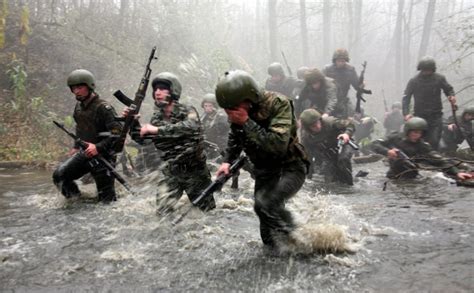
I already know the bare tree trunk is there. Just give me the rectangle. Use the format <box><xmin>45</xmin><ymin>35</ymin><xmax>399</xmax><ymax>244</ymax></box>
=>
<box><xmin>353</xmin><ymin>0</ymin><xmax>362</xmax><ymax>59</ymax></box>
<box><xmin>394</xmin><ymin>0</ymin><xmax>404</xmax><ymax>93</ymax></box>
<box><xmin>268</xmin><ymin>0</ymin><xmax>278</xmax><ymax>62</ymax></box>
<box><xmin>347</xmin><ymin>0</ymin><xmax>353</xmax><ymax>50</ymax></box>
<box><xmin>322</xmin><ymin>0</ymin><xmax>331</xmax><ymax>65</ymax></box>
<box><xmin>402</xmin><ymin>0</ymin><xmax>414</xmax><ymax>83</ymax></box>
<box><xmin>418</xmin><ymin>0</ymin><xmax>436</xmax><ymax>59</ymax></box>
<box><xmin>299</xmin><ymin>0</ymin><xmax>309</xmax><ymax>65</ymax></box>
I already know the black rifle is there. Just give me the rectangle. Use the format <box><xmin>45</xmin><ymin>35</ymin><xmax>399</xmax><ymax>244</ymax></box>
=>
<box><xmin>451</xmin><ymin>104</ymin><xmax>474</xmax><ymax>150</ymax></box>
<box><xmin>355</xmin><ymin>61</ymin><xmax>372</xmax><ymax>114</ymax></box>
<box><xmin>114</xmin><ymin>46</ymin><xmax>157</xmax><ymax>153</ymax></box>
<box><xmin>172</xmin><ymin>156</ymin><xmax>248</xmax><ymax>225</ymax></box>
<box><xmin>53</xmin><ymin>120</ymin><xmax>133</xmax><ymax>193</ymax></box>
<box><xmin>281</xmin><ymin>51</ymin><xmax>293</xmax><ymax>76</ymax></box>
<box><xmin>337</xmin><ymin>137</ymin><xmax>360</xmax><ymax>154</ymax></box>
<box><xmin>396</xmin><ymin>149</ymin><xmax>418</xmax><ymax>170</ymax></box>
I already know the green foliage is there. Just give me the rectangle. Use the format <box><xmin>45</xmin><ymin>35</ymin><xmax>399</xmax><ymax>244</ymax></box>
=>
<box><xmin>6</xmin><ymin>59</ymin><xmax>28</xmax><ymax>112</ymax></box>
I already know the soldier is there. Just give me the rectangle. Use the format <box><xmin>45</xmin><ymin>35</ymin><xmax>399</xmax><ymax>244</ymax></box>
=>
<box><xmin>215</xmin><ymin>70</ymin><xmax>308</xmax><ymax>249</ymax></box>
<box><xmin>200</xmin><ymin>93</ymin><xmax>229</xmax><ymax>159</ymax></box>
<box><xmin>402</xmin><ymin>56</ymin><xmax>456</xmax><ymax>150</ymax></box>
<box><xmin>123</xmin><ymin>72</ymin><xmax>216</xmax><ymax>212</ymax></box>
<box><xmin>353</xmin><ymin>109</ymin><xmax>377</xmax><ymax>156</ymax></box>
<box><xmin>52</xmin><ymin>69</ymin><xmax>123</xmax><ymax>202</ymax></box>
<box><xmin>383</xmin><ymin>102</ymin><xmax>404</xmax><ymax>136</ymax></box>
<box><xmin>264</xmin><ymin>62</ymin><xmax>300</xmax><ymax>99</ymax></box>
<box><xmin>441</xmin><ymin>106</ymin><xmax>474</xmax><ymax>153</ymax></box>
<box><xmin>371</xmin><ymin>117</ymin><xmax>472</xmax><ymax>180</ymax></box>
<box><xmin>323</xmin><ymin>48</ymin><xmax>362</xmax><ymax>119</ymax></box>
<box><xmin>299</xmin><ymin>109</ymin><xmax>355</xmax><ymax>185</ymax></box>
<box><xmin>295</xmin><ymin>68</ymin><xmax>337</xmax><ymax>117</ymax></box>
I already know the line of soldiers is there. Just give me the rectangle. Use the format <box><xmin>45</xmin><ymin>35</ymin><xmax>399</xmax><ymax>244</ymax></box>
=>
<box><xmin>52</xmin><ymin>49</ymin><xmax>472</xmax><ymax>251</ymax></box>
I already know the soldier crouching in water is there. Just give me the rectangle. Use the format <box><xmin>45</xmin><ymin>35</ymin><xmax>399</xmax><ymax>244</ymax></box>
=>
<box><xmin>123</xmin><ymin>72</ymin><xmax>216</xmax><ymax>212</ymax></box>
<box><xmin>53</xmin><ymin>69</ymin><xmax>123</xmax><ymax>202</ymax></box>
<box><xmin>215</xmin><ymin>70</ymin><xmax>309</xmax><ymax>249</ymax></box>
<box><xmin>299</xmin><ymin>109</ymin><xmax>355</xmax><ymax>185</ymax></box>
<box><xmin>371</xmin><ymin>117</ymin><xmax>472</xmax><ymax>180</ymax></box>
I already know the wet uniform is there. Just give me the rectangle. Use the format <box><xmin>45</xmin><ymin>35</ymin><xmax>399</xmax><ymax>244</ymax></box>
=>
<box><xmin>323</xmin><ymin>63</ymin><xmax>360</xmax><ymax>118</ymax></box>
<box><xmin>296</xmin><ymin>77</ymin><xmax>337</xmax><ymax>117</ymax></box>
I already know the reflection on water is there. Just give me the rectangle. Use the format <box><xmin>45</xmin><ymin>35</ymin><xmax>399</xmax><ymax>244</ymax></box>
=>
<box><xmin>0</xmin><ymin>162</ymin><xmax>473</xmax><ymax>291</ymax></box>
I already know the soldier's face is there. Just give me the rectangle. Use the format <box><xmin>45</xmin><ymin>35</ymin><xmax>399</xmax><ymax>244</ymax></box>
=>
<box><xmin>203</xmin><ymin>102</ymin><xmax>215</xmax><ymax>114</ymax></box>
<box><xmin>407</xmin><ymin>130</ymin><xmax>423</xmax><ymax>142</ymax></box>
<box><xmin>311</xmin><ymin>81</ymin><xmax>321</xmax><ymax>91</ymax></box>
<box><xmin>335</xmin><ymin>59</ymin><xmax>347</xmax><ymax>68</ymax></box>
<box><xmin>309</xmin><ymin>120</ymin><xmax>322</xmax><ymax>133</ymax></box>
<box><xmin>71</xmin><ymin>84</ymin><xmax>90</xmax><ymax>101</ymax></box>
<box><xmin>421</xmin><ymin>70</ymin><xmax>434</xmax><ymax>76</ymax></box>
<box><xmin>154</xmin><ymin>87</ymin><xmax>171</xmax><ymax>103</ymax></box>
<box><xmin>463</xmin><ymin>113</ymin><xmax>474</xmax><ymax>121</ymax></box>
<box><xmin>271</xmin><ymin>74</ymin><xmax>283</xmax><ymax>82</ymax></box>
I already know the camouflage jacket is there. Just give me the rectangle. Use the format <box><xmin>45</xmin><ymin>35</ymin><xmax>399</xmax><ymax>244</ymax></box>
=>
<box><xmin>131</xmin><ymin>102</ymin><xmax>206</xmax><ymax>166</ymax></box>
<box><xmin>296</xmin><ymin>77</ymin><xmax>337</xmax><ymax>116</ymax></box>
<box><xmin>201</xmin><ymin>109</ymin><xmax>229</xmax><ymax>149</ymax></box>
<box><xmin>73</xmin><ymin>94</ymin><xmax>122</xmax><ymax>155</ymax></box>
<box><xmin>371</xmin><ymin>132</ymin><xmax>459</xmax><ymax>175</ymax></box>
<box><xmin>300</xmin><ymin>117</ymin><xmax>355</xmax><ymax>161</ymax></box>
<box><xmin>402</xmin><ymin>72</ymin><xmax>455</xmax><ymax>118</ymax></box>
<box><xmin>224</xmin><ymin>91</ymin><xmax>307</xmax><ymax>169</ymax></box>
<box><xmin>323</xmin><ymin>63</ymin><xmax>360</xmax><ymax>101</ymax></box>
<box><xmin>442</xmin><ymin>115</ymin><xmax>473</xmax><ymax>146</ymax></box>
<box><xmin>264</xmin><ymin>76</ymin><xmax>301</xmax><ymax>99</ymax></box>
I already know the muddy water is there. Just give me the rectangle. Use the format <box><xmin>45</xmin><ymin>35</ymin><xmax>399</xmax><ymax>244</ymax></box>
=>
<box><xmin>0</xmin><ymin>162</ymin><xmax>473</xmax><ymax>292</ymax></box>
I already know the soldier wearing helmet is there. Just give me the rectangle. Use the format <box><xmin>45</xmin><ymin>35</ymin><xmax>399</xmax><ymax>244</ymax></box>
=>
<box><xmin>200</xmin><ymin>93</ymin><xmax>229</xmax><ymax>159</ymax></box>
<box><xmin>122</xmin><ymin>72</ymin><xmax>216</xmax><ymax>212</ymax></box>
<box><xmin>264</xmin><ymin>62</ymin><xmax>301</xmax><ymax>99</ymax></box>
<box><xmin>52</xmin><ymin>69</ymin><xmax>123</xmax><ymax>202</ymax></box>
<box><xmin>299</xmin><ymin>109</ymin><xmax>356</xmax><ymax>184</ymax></box>
<box><xmin>215</xmin><ymin>70</ymin><xmax>309</xmax><ymax>250</ymax></box>
<box><xmin>441</xmin><ymin>105</ymin><xmax>474</xmax><ymax>153</ymax></box>
<box><xmin>295</xmin><ymin>67</ymin><xmax>337</xmax><ymax>117</ymax></box>
<box><xmin>383</xmin><ymin>102</ymin><xmax>404</xmax><ymax>136</ymax></box>
<box><xmin>402</xmin><ymin>56</ymin><xmax>457</xmax><ymax>150</ymax></box>
<box><xmin>323</xmin><ymin>48</ymin><xmax>363</xmax><ymax>119</ymax></box>
<box><xmin>371</xmin><ymin>117</ymin><xmax>471</xmax><ymax>180</ymax></box>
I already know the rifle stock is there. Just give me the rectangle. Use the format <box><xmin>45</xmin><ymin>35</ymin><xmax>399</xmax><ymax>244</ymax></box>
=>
<box><xmin>355</xmin><ymin>61</ymin><xmax>372</xmax><ymax>114</ymax></box>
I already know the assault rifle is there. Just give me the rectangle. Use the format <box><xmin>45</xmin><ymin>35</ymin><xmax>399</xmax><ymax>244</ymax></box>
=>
<box><xmin>337</xmin><ymin>137</ymin><xmax>360</xmax><ymax>154</ymax></box>
<box><xmin>53</xmin><ymin>121</ymin><xmax>133</xmax><ymax>193</ymax></box>
<box><xmin>395</xmin><ymin>149</ymin><xmax>418</xmax><ymax>170</ymax></box>
<box><xmin>114</xmin><ymin>46</ymin><xmax>157</xmax><ymax>153</ymax></box>
<box><xmin>281</xmin><ymin>51</ymin><xmax>293</xmax><ymax>76</ymax></box>
<box><xmin>172</xmin><ymin>156</ymin><xmax>248</xmax><ymax>225</ymax></box>
<box><xmin>451</xmin><ymin>104</ymin><xmax>474</xmax><ymax>150</ymax></box>
<box><xmin>355</xmin><ymin>61</ymin><xmax>372</xmax><ymax>114</ymax></box>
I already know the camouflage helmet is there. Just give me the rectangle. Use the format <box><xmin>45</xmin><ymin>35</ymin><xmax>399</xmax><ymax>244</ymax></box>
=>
<box><xmin>201</xmin><ymin>93</ymin><xmax>218</xmax><ymax>108</ymax></box>
<box><xmin>267</xmin><ymin>62</ymin><xmax>285</xmax><ymax>76</ymax></box>
<box><xmin>304</xmin><ymin>68</ymin><xmax>325</xmax><ymax>85</ymax></box>
<box><xmin>296</xmin><ymin>66</ymin><xmax>310</xmax><ymax>80</ymax></box>
<box><xmin>392</xmin><ymin>102</ymin><xmax>402</xmax><ymax>110</ymax></box>
<box><xmin>332</xmin><ymin>48</ymin><xmax>350</xmax><ymax>63</ymax></box>
<box><xmin>300</xmin><ymin>109</ymin><xmax>322</xmax><ymax>128</ymax></box>
<box><xmin>462</xmin><ymin>105</ymin><xmax>474</xmax><ymax>118</ymax></box>
<box><xmin>67</xmin><ymin>69</ymin><xmax>96</xmax><ymax>91</ymax></box>
<box><xmin>215</xmin><ymin>70</ymin><xmax>261</xmax><ymax>109</ymax></box>
<box><xmin>404</xmin><ymin>117</ymin><xmax>428</xmax><ymax>135</ymax></box>
<box><xmin>151</xmin><ymin>72</ymin><xmax>182</xmax><ymax>100</ymax></box>
<box><xmin>417</xmin><ymin>56</ymin><xmax>436</xmax><ymax>72</ymax></box>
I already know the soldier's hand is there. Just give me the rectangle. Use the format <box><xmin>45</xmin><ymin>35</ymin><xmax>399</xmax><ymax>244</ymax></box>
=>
<box><xmin>456</xmin><ymin>172</ymin><xmax>472</xmax><ymax>180</ymax></box>
<box><xmin>122</xmin><ymin>107</ymin><xmax>141</xmax><ymax>120</ymax></box>
<box><xmin>447</xmin><ymin>123</ymin><xmax>457</xmax><ymax>131</ymax></box>
<box><xmin>225</xmin><ymin>107</ymin><xmax>249</xmax><ymax>125</ymax></box>
<box><xmin>448</xmin><ymin>96</ymin><xmax>456</xmax><ymax>105</ymax></box>
<box><xmin>84</xmin><ymin>143</ymin><xmax>98</xmax><ymax>158</ymax></box>
<box><xmin>387</xmin><ymin>148</ymin><xmax>399</xmax><ymax>160</ymax></box>
<box><xmin>140</xmin><ymin>123</ymin><xmax>158</xmax><ymax>137</ymax></box>
<box><xmin>68</xmin><ymin>148</ymin><xmax>79</xmax><ymax>157</ymax></box>
<box><xmin>216</xmin><ymin>163</ymin><xmax>231</xmax><ymax>177</ymax></box>
<box><xmin>337</xmin><ymin>133</ymin><xmax>350</xmax><ymax>144</ymax></box>
<box><xmin>404</xmin><ymin>114</ymin><xmax>413</xmax><ymax>121</ymax></box>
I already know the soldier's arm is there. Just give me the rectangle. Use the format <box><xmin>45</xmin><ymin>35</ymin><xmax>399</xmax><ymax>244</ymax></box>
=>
<box><xmin>154</xmin><ymin>107</ymin><xmax>201</xmax><ymax>139</ymax></box>
<box><xmin>242</xmin><ymin>98</ymin><xmax>293</xmax><ymax>157</ymax></box>
<box><xmin>334</xmin><ymin>118</ymin><xmax>355</xmax><ymax>137</ymax></box>
<box><xmin>440</xmin><ymin>75</ymin><xmax>455</xmax><ymax>97</ymax></box>
<box><xmin>325</xmin><ymin>80</ymin><xmax>338</xmax><ymax>114</ymax></box>
<box><xmin>95</xmin><ymin>105</ymin><xmax>123</xmax><ymax>154</ymax></box>
<box><xmin>402</xmin><ymin>79</ymin><xmax>415</xmax><ymax>116</ymax></box>
<box><xmin>224</xmin><ymin>125</ymin><xmax>243</xmax><ymax>163</ymax></box>
<box><xmin>421</xmin><ymin>144</ymin><xmax>459</xmax><ymax>175</ymax></box>
<box><xmin>371</xmin><ymin>133</ymin><xmax>398</xmax><ymax>155</ymax></box>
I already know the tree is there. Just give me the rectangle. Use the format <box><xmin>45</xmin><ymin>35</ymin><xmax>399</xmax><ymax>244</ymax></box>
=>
<box><xmin>299</xmin><ymin>0</ymin><xmax>309</xmax><ymax>65</ymax></box>
<box><xmin>268</xmin><ymin>0</ymin><xmax>278</xmax><ymax>62</ymax></box>
<box><xmin>418</xmin><ymin>0</ymin><xmax>436</xmax><ymax>59</ymax></box>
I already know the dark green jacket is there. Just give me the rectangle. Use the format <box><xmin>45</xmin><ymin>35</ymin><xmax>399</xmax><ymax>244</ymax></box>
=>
<box><xmin>264</xmin><ymin>76</ymin><xmax>301</xmax><ymax>99</ymax></box>
<box><xmin>323</xmin><ymin>63</ymin><xmax>360</xmax><ymax>100</ymax></box>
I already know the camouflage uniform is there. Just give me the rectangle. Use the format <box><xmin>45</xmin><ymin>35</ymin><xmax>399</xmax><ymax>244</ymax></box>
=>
<box><xmin>383</xmin><ymin>103</ymin><xmax>404</xmax><ymax>136</ymax></box>
<box><xmin>296</xmin><ymin>68</ymin><xmax>337</xmax><ymax>117</ymax></box>
<box><xmin>441</xmin><ymin>109</ymin><xmax>474</xmax><ymax>153</ymax></box>
<box><xmin>218</xmin><ymin>71</ymin><xmax>308</xmax><ymax>247</ymax></box>
<box><xmin>353</xmin><ymin>114</ymin><xmax>376</xmax><ymax>155</ymax></box>
<box><xmin>402</xmin><ymin>58</ymin><xmax>455</xmax><ymax>150</ymax></box>
<box><xmin>264</xmin><ymin>62</ymin><xmax>301</xmax><ymax>99</ymax></box>
<box><xmin>53</xmin><ymin>94</ymin><xmax>122</xmax><ymax>202</ymax></box>
<box><xmin>300</xmin><ymin>116</ymin><xmax>355</xmax><ymax>185</ymax></box>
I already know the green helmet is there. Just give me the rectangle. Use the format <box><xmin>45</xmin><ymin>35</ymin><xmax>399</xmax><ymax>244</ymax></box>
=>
<box><xmin>151</xmin><ymin>72</ymin><xmax>182</xmax><ymax>100</ymax></box>
<box><xmin>267</xmin><ymin>62</ymin><xmax>285</xmax><ymax>76</ymax></box>
<box><xmin>67</xmin><ymin>69</ymin><xmax>96</xmax><ymax>91</ymax></box>
<box><xmin>417</xmin><ymin>56</ymin><xmax>436</xmax><ymax>71</ymax></box>
<box><xmin>215</xmin><ymin>70</ymin><xmax>261</xmax><ymax>109</ymax></box>
<box><xmin>201</xmin><ymin>93</ymin><xmax>218</xmax><ymax>108</ymax></box>
<box><xmin>332</xmin><ymin>48</ymin><xmax>350</xmax><ymax>63</ymax></box>
<box><xmin>297</xmin><ymin>66</ymin><xmax>309</xmax><ymax>80</ymax></box>
<box><xmin>404</xmin><ymin>117</ymin><xmax>428</xmax><ymax>135</ymax></box>
<box><xmin>462</xmin><ymin>105</ymin><xmax>474</xmax><ymax>118</ymax></box>
<box><xmin>300</xmin><ymin>109</ymin><xmax>322</xmax><ymax>128</ymax></box>
<box><xmin>304</xmin><ymin>68</ymin><xmax>325</xmax><ymax>85</ymax></box>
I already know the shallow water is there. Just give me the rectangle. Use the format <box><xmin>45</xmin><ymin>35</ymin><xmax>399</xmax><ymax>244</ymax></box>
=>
<box><xmin>0</xmin><ymin>162</ymin><xmax>473</xmax><ymax>292</ymax></box>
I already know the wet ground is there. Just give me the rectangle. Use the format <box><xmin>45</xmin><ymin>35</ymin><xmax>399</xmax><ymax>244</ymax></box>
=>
<box><xmin>0</xmin><ymin>161</ymin><xmax>473</xmax><ymax>292</ymax></box>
